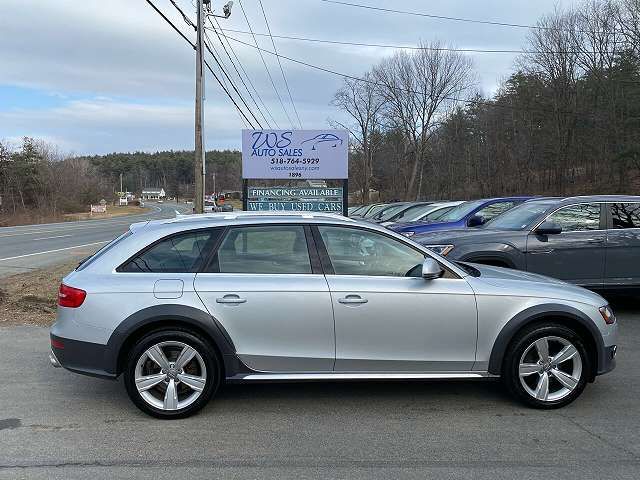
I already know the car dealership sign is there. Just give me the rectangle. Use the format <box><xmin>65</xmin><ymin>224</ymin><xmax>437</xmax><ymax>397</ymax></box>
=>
<box><xmin>247</xmin><ymin>187</ymin><xmax>344</xmax><ymax>212</ymax></box>
<box><xmin>242</xmin><ymin>129</ymin><xmax>348</xmax><ymax>179</ymax></box>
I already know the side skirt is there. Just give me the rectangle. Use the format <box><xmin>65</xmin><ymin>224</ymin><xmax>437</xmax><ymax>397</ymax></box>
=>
<box><xmin>227</xmin><ymin>372</ymin><xmax>498</xmax><ymax>383</ymax></box>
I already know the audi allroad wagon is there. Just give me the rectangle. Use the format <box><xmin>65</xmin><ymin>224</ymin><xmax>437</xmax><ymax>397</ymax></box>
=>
<box><xmin>50</xmin><ymin>212</ymin><xmax>617</xmax><ymax>418</ymax></box>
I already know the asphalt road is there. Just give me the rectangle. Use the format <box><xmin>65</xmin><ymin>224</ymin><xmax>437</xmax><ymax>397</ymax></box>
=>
<box><xmin>0</xmin><ymin>302</ymin><xmax>638</xmax><ymax>479</ymax></box>
<box><xmin>0</xmin><ymin>202</ymin><xmax>189</xmax><ymax>277</ymax></box>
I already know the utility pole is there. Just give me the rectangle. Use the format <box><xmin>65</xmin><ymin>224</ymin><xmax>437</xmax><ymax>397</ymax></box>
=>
<box><xmin>194</xmin><ymin>0</ymin><xmax>207</xmax><ymax>214</ymax></box>
<box><xmin>194</xmin><ymin>0</ymin><xmax>233</xmax><ymax>214</ymax></box>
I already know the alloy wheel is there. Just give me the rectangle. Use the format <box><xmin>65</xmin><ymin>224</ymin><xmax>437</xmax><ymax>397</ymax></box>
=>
<box><xmin>134</xmin><ymin>341</ymin><xmax>207</xmax><ymax>411</ymax></box>
<box><xmin>518</xmin><ymin>336</ymin><xmax>582</xmax><ymax>402</ymax></box>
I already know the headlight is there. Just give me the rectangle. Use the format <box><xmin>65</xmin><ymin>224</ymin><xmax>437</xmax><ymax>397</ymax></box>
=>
<box><xmin>599</xmin><ymin>305</ymin><xmax>616</xmax><ymax>325</ymax></box>
<box><xmin>401</xmin><ymin>231</ymin><xmax>415</xmax><ymax>237</ymax></box>
<box><xmin>425</xmin><ymin>244</ymin><xmax>455</xmax><ymax>256</ymax></box>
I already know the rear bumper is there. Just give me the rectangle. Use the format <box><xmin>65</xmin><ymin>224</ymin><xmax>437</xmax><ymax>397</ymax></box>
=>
<box><xmin>50</xmin><ymin>334</ymin><xmax>117</xmax><ymax>380</ymax></box>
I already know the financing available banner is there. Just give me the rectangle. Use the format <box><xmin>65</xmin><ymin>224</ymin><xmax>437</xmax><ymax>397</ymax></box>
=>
<box><xmin>242</xmin><ymin>129</ymin><xmax>349</xmax><ymax>179</ymax></box>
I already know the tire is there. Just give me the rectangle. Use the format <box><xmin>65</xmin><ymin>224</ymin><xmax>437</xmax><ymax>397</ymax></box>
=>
<box><xmin>123</xmin><ymin>329</ymin><xmax>221</xmax><ymax>419</ymax></box>
<box><xmin>502</xmin><ymin>323</ymin><xmax>591</xmax><ymax>409</ymax></box>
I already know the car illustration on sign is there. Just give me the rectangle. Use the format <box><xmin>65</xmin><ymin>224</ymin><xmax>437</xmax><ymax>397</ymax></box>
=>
<box><xmin>301</xmin><ymin>133</ymin><xmax>344</xmax><ymax>150</ymax></box>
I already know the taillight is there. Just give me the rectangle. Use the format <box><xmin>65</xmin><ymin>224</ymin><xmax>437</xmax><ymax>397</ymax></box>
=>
<box><xmin>58</xmin><ymin>284</ymin><xmax>86</xmax><ymax>308</ymax></box>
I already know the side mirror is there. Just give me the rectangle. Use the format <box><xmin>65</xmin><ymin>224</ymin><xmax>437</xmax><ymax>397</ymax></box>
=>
<box><xmin>535</xmin><ymin>221</ymin><xmax>562</xmax><ymax>235</ymax></box>
<box><xmin>422</xmin><ymin>258</ymin><xmax>444</xmax><ymax>280</ymax></box>
<box><xmin>467</xmin><ymin>214</ymin><xmax>485</xmax><ymax>227</ymax></box>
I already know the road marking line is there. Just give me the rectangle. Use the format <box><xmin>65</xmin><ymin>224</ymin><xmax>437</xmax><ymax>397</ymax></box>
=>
<box><xmin>32</xmin><ymin>234</ymin><xmax>73</xmax><ymax>241</ymax></box>
<box><xmin>0</xmin><ymin>241</ymin><xmax>109</xmax><ymax>262</ymax></box>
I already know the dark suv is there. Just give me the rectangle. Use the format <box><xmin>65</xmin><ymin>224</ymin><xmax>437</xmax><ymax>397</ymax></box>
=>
<box><xmin>414</xmin><ymin>195</ymin><xmax>640</xmax><ymax>292</ymax></box>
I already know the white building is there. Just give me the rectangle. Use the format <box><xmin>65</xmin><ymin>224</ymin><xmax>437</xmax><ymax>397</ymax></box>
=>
<box><xmin>141</xmin><ymin>188</ymin><xmax>166</xmax><ymax>200</ymax></box>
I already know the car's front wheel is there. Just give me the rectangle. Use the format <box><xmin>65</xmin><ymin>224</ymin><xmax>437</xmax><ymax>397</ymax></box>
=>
<box><xmin>503</xmin><ymin>323</ymin><xmax>591</xmax><ymax>409</ymax></box>
<box><xmin>123</xmin><ymin>329</ymin><xmax>221</xmax><ymax>419</ymax></box>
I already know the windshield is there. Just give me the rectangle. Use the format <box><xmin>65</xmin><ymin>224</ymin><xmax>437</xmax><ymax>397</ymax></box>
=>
<box><xmin>388</xmin><ymin>203</ymin><xmax>430</xmax><ymax>222</ymax></box>
<box><xmin>485</xmin><ymin>201</ymin><xmax>555</xmax><ymax>230</ymax></box>
<box><xmin>437</xmin><ymin>200</ymin><xmax>485</xmax><ymax>222</ymax></box>
<box><xmin>76</xmin><ymin>230</ymin><xmax>132</xmax><ymax>271</ymax></box>
<box><xmin>363</xmin><ymin>204</ymin><xmax>387</xmax><ymax>218</ymax></box>
<box><xmin>376</xmin><ymin>204</ymin><xmax>409</xmax><ymax>221</ymax></box>
<box><xmin>422</xmin><ymin>205</ymin><xmax>454</xmax><ymax>221</ymax></box>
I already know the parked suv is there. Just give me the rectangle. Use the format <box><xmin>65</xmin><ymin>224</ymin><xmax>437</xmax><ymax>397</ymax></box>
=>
<box><xmin>50</xmin><ymin>212</ymin><xmax>617</xmax><ymax>418</ymax></box>
<box><xmin>415</xmin><ymin>195</ymin><xmax>640</xmax><ymax>292</ymax></box>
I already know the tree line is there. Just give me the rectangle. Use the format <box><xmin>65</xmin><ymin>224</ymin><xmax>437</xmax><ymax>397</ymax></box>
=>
<box><xmin>334</xmin><ymin>0</ymin><xmax>640</xmax><ymax>202</ymax></box>
<box><xmin>0</xmin><ymin>137</ymin><xmax>242</xmax><ymax>224</ymax></box>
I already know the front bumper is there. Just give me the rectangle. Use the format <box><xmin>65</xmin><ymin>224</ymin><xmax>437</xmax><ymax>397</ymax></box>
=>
<box><xmin>50</xmin><ymin>334</ymin><xmax>117</xmax><ymax>380</ymax></box>
<box><xmin>597</xmin><ymin>344</ymin><xmax>617</xmax><ymax>376</ymax></box>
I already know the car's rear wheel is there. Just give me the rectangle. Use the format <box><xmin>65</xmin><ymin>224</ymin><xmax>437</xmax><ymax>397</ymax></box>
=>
<box><xmin>124</xmin><ymin>329</ymin><xmax>221</xmax><ymax>419</ymax></box>
<box><xmin>503</xmin><ymin>323</ymin><xmax>591</xmax><ymax>409</ymax></box>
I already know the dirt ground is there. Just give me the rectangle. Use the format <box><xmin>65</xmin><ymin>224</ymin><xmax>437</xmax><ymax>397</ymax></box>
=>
<box><xmin>0</xmin><ymin>260</ymin><xmax>78</xmax><ymax>326</ymax></box>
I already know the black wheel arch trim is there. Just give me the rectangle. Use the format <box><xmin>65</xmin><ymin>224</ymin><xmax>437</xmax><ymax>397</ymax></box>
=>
<box><xmin>488</xmin><ymin>303</ymin><xmax>606</xmax><ymax>376</ymax></box>
<box><xmin>460</xmin><ymin>253</ymin><xmax>517</xmax><ymax>269</ymax></box>
<box><xmin>104</xmin><ymin>304</ymin><xmax>240</xmax><ymax>377</ymax></box>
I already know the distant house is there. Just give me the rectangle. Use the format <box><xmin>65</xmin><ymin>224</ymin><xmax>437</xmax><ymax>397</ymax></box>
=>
<box><xmin>141</xmin><ymin>188</ymin><xmax>166</xmax><ymax>200</ymax></box>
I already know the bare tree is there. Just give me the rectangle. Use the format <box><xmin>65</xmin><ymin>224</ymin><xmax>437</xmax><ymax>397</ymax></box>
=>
<box><xmin>331</xmin><ymin>73</ymin><xmax>384</xmax><ymax>203</ymax></box>
<box><xmin>618</xmin><ymin>0</ymin><xmax>640</xmax><ymax>54</ymax></box>
<box><xmin>523</xmin><ymin>9</ymin><xmax>581</xmax><ymax>192</ymax></box>
<box><xmin>372</xmin><ymin>41</ymin><xmax>475</xmax><ymax>200</ymax></box>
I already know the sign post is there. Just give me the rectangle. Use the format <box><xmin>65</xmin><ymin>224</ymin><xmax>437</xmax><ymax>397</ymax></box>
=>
<box><xmin>241</xmin><ymin>129</ymin><xmax>349</xmax><ymax>216</ymax></box>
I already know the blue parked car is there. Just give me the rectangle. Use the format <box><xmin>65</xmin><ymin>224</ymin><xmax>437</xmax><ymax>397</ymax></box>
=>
<box><xmin>389</xmin><ymin>197</ymin><xmax>533</xmax><ymax>237</ymax></box>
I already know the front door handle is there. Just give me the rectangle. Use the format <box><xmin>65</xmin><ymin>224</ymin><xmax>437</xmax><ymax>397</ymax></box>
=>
<box><xmin>216</xmin><ymin>294</ymin><xmax>247</xmax><ymax>305</ymax></box>
<box><xmin>338</xmin><ymin>295</ymin><xmax>368</xmax><ymax>305</ymax></box>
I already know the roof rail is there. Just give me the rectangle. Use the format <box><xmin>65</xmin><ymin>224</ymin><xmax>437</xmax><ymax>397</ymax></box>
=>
<box><xmin>165</xmin><ymin>211</ymin><xmax>356</xmax><ymax>224</ymax></box>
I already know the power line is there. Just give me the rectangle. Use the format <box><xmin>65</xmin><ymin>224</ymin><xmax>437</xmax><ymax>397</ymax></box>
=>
<box><xmin>203</xmin><ymin>30</ymin><xmax>264</xmax><ymax>127</ymax></box>
<box><xmin>166</xmin><ymin>0</ymin><xmax>263</xmax><ymax>127</ymax></box>
<box><xmin>208</xmin><ymin>15</ymin><xmax>276</xmax><ymax>128</ymax></box>
<box><xmin>238</xmin><ymin>0</ymin><xmax>295</xmax><ymax>127</ymax></box>
<box><xmin>206</xmin><ymin>25</ymin><xmax>622</xmax><ymax>56</ymax></box>
<box><xmin>316</xmin><ymin>0</ymin><xmax>609</xmax><ymax>34</ymax></box>
<box><xmin>257</xmin><ymin>0</ymin><xmax>303</xmax><ymax>129</ymax></box>
<box><xmin>145</xmin><ymin>0</ymin><xmax>256</xmax><ymax>127</ymax></box>
<box><xmin>219</xmin><ymin>31</ymin><xmax>603</xmax><ymax>118</ymax></box>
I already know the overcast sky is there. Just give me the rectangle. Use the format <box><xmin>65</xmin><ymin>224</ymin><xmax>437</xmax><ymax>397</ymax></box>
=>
<box><xmin>0</xmin><ymin>0</ymin><xmax>579</xmax><ymax>155</ymax></box>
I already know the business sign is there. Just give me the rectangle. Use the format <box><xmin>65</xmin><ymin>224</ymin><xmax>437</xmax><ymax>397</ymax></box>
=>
<box><xmin>242</xmin><ymin>129</ymin><xmax>348</xmax><ymax>179</ymax></box>
<box><xmin>247</xmin><ymin>201</ymin><xmax>343</xmax><ymax>212</ymax></box>
<box><xmin>248</xmin><ymin>187</ymin><xmax>343</xmax><ymax>198</ymax></box>
<box><xmin>247</xmin><ymin>186</ymin><xmax>343</xmax><ymax>213</ymax></box>
<box><xmin>90</xmin><ymin>204</ymin><xmax>107</xmax><ymax>213</ymax></box>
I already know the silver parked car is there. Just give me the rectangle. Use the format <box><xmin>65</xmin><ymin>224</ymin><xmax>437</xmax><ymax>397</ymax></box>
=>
<box><xmin>50</xmin><ymin>212</ymin><xmax>618</xmax><ymax>418</ymax></box>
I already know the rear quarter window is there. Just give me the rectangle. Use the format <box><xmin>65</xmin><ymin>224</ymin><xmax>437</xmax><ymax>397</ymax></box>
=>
<box><xmin>118</xmin><ymin>229</ymin><xmax>221</xmax><ymax>273</ymax></box>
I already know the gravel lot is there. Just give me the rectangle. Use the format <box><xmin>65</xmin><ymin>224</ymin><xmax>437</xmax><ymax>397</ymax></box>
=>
<box><xmin>0</xmin><ymin>300</ymin><xmax>638</xmax><ymax>479</ymax></box>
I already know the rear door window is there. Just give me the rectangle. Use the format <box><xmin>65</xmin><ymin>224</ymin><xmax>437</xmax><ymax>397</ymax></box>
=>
<box><xmin>611</xmin><ymin>203</ymin><xmax>640</xmax><ymax>229</ymax></box>
<box><xmin>209</xmin><ymin>225</ymin><xmax>312</xmax><ymax>274</ymax></box>
<box><xmin>119</xmin><ymin>230</ymin><xmax>220</xmax><ymax>273</ymax></box>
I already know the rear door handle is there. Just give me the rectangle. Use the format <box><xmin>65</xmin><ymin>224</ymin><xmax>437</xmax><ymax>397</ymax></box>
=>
<box><xmin>216</xmin><ymin>294</ymin><xmax>247</xmax><ymax>304</ymax></box>
<box><xmin>588</xmin><ymin>239</ymin><xmax>605</xmax><ymax>244</ymax></box>
<box><xmin>338</xmin><ymin>295</ymin><xmax>368</xmax><ymax>305</ymax></box>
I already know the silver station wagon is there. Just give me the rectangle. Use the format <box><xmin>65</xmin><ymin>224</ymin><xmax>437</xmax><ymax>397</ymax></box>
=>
<box><xmin>50</xmin><ymin>212</ymin><xmax>618</xmax><ymax>418</ymax></box>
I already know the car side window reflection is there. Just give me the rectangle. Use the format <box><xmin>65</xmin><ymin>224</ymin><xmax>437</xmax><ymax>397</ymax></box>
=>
<box><xmin>120</xmin><ymin>230</ymin><xmax>219</xmax><ymax>273</ymax></box>
<box><xmin>211</xmin><ymin>225</ymin><xmax>312</xmax><ymax>274</ymax></box>
<box><xmin>318</xmin><ymin>226</ymin><xmax>425</xmax><ymax>277</ymax></box>
<box><xmin>476</xmin><ymin>202</ymin><xmax>515</xmax><ymax>221</ymax></box>
<box><xmin>547</xmin><ymin>204</ymin><xmax>601</xmax><ymax>232</ymax></box>
<box><xmin>611</xmin><ymin>203</ymin><xmax>640</xmax><ymax>229</ymax></box>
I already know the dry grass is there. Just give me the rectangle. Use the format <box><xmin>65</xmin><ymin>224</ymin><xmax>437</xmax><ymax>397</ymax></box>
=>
<box><xmin>63</xmin><ymin>205</ymin><xmax>150</xmax><ymax>221</ymax></box>
<box><xmin>0</xmin><ymin>205</ymin><xmax>149</xmax><ymax>227</ymax></box>
<box><xmin>0</xmin><ymin>261</ymin><xmax>78</xmax><ymax>327</ymax></box>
